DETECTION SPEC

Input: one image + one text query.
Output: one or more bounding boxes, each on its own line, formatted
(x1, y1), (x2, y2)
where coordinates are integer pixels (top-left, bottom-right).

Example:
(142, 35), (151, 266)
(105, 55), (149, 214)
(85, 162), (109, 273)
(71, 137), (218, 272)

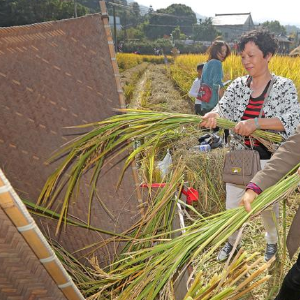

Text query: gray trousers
(226, 159), (279, 245)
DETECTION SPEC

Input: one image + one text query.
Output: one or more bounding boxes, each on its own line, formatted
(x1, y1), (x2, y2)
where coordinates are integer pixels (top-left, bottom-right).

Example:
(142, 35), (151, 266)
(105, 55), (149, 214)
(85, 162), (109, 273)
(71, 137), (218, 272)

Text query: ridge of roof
(215, 13), (251, 16)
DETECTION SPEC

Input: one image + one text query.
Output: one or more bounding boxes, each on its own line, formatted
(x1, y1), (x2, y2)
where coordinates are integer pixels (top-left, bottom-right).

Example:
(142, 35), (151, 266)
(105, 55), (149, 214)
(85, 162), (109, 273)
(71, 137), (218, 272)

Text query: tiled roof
(212, 13), (251, 26)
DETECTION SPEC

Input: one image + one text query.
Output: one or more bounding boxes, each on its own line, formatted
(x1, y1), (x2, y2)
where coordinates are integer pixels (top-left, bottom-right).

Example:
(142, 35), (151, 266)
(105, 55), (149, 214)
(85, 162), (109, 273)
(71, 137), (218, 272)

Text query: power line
(146, 24), (194, 28)
(107, 2), (150, 14)
(104, 1), (257, 38)
(107, 2), (196, 20)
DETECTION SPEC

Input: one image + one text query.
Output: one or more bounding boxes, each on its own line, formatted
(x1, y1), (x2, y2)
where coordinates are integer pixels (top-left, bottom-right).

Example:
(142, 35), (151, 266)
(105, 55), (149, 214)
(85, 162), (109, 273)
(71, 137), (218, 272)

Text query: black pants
(195, 104), (202, 115)
(275, 253), (300, 300)
(194, 104), (211, 116)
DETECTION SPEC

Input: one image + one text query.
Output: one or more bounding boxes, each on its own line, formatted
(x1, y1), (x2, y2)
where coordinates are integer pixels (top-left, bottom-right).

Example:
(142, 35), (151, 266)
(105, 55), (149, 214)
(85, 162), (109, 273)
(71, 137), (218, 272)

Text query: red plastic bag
(196, 83), (212, 103)
(181, 187), (199, 205)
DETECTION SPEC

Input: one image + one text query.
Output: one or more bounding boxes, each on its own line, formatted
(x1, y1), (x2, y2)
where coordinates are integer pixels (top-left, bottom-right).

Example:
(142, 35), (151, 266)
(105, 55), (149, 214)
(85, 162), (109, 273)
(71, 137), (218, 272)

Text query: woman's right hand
(200, 112), (219, 129)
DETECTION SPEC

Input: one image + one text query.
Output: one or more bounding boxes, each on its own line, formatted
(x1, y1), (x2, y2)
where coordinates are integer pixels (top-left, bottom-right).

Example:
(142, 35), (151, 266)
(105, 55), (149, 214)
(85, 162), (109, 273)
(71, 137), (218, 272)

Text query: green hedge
(121, 39), (207, 55)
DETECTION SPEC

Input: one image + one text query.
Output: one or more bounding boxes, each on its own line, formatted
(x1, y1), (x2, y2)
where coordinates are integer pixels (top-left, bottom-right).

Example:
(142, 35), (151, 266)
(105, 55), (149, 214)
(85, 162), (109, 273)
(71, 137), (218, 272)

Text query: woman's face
(241, 41), (271, 77)
(217, 45), (228, 61)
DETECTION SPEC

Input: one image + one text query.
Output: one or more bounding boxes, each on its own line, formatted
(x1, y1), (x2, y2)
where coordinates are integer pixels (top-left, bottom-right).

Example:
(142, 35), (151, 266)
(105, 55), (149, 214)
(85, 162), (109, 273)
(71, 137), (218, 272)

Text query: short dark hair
(207, 40), (231, 61)
(238, 29), (278, 57)
(197, 63), (205, 71)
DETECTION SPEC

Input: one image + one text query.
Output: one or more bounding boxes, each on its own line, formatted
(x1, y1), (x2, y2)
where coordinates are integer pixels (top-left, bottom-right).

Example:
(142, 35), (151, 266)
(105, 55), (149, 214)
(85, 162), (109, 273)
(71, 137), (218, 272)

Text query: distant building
(276, 34), (292, 55)
(212, 13), (255, 42)
(109, 16), (122, 31)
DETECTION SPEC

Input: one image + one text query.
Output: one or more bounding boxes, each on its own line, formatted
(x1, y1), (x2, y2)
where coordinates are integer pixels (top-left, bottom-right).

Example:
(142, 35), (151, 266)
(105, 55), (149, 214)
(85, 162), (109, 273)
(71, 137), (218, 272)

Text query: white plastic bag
(157, 149), (172, 177)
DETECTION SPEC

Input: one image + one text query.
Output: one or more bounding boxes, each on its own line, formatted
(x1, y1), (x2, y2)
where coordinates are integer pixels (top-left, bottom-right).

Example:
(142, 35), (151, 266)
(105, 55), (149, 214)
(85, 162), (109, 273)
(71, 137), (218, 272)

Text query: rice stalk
(89, 170), (300, 300)
(67, 162), (187, 261)
(38, 109), (282, 232)
(22, 198), (132, 239)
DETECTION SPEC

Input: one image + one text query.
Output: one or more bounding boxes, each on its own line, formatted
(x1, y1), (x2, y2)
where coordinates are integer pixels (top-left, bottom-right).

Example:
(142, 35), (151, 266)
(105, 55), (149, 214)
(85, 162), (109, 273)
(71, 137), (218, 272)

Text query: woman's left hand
(240, 189), (258, 212)
(234, 119), (256, 136)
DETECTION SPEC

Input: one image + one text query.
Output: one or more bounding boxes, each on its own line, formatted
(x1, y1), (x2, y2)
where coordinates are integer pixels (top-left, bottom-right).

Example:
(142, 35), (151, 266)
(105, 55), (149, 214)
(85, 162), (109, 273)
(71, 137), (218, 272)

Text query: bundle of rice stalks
(88, 171), (299, 300)
(38, 109), (282, 230)
(47, 162), (186, 260)
(184, 249), (274, 300)
(92, 162), (186, 256)
(179, 148), (226, 214)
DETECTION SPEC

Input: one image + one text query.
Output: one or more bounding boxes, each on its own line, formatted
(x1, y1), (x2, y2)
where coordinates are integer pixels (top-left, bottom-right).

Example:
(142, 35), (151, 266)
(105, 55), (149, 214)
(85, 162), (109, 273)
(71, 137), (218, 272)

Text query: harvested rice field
(118, 55), (300, 300)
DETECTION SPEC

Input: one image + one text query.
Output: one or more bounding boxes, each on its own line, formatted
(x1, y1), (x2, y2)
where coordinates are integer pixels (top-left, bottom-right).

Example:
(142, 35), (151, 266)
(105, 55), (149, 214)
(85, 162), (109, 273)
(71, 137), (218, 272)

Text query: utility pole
(124, 11), (127, 41)
(112, 0), (118, 52)
(74, 0), (78, 18)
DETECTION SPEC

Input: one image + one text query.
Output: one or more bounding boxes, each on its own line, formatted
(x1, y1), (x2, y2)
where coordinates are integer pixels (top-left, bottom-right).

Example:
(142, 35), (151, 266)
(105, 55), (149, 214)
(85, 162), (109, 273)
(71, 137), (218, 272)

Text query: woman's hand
(234, 119), (257, 136)
(200, 112), (219, 129)
(298, 167), (300, 176)
(239, 189), (258, 212)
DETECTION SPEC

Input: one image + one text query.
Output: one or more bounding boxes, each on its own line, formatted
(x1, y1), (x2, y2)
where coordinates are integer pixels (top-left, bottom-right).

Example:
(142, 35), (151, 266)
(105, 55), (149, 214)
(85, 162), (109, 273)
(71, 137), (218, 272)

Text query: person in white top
(188, 63), (205, 115)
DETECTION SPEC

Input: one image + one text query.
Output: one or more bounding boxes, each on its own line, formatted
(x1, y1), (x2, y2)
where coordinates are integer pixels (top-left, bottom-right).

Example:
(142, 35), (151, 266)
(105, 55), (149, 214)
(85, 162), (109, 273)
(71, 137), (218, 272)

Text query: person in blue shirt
(200, 40), (231, 115)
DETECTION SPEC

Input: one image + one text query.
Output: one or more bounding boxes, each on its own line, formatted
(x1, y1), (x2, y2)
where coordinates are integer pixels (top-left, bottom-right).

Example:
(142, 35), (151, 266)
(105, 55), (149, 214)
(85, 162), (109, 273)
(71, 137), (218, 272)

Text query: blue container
(191, 144), (211, 152)
(199, 144), (211, 152)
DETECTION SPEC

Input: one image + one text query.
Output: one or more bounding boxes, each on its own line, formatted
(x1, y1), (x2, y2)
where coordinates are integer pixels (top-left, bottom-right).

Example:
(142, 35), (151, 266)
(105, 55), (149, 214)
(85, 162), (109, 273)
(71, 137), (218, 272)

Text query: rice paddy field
(114, 52), (300, 300)
(46, 53), (300, 300)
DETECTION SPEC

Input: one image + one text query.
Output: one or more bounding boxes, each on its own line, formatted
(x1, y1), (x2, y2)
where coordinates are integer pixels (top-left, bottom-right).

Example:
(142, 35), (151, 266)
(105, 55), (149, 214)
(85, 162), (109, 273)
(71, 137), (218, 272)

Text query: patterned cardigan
(213, 74), (300, 145)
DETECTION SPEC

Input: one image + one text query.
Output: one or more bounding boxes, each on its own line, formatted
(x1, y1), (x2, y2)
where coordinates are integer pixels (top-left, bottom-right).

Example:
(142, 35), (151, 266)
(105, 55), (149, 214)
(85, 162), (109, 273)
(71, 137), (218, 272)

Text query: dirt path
(129, 64), (194, 114)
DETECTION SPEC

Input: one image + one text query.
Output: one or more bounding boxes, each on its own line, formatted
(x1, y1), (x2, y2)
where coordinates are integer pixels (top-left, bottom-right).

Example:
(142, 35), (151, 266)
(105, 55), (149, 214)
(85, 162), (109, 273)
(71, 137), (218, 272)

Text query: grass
(122, 64), (149, 103)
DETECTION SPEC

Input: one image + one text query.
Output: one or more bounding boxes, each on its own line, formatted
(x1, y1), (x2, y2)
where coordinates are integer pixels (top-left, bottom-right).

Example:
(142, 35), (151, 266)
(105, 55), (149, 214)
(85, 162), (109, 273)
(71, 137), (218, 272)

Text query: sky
(135, 0), (300, 28)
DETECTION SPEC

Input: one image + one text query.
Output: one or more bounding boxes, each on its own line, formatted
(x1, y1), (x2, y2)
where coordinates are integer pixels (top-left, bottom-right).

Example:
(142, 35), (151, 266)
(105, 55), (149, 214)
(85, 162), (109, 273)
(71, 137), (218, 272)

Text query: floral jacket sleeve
(213, 74), (300, 140)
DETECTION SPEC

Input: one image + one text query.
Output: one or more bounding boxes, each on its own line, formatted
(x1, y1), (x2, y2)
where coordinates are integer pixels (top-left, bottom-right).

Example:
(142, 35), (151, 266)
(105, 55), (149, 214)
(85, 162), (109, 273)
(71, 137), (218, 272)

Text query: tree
(111, 0), (143, 40)
(105, 0), (127, 16)
(118, 25), (145, 42)
(171, 26), (181, 40)
(131, 2), (141, 24)
(77, 0), (100, 12)
(192, 18), (219, 41)
(144, 4), (197, 40)
(262, 20), (286, 35)
(123, 2), (142, 28)
(0, 0), (88, 27)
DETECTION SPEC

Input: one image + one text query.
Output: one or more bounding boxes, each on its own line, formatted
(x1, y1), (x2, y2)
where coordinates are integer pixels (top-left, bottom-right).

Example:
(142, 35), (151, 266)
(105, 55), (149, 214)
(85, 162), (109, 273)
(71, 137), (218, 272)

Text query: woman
(240, 124), (300, 300)
(201, 29), (300, 262)
(197, 40), (230, 116)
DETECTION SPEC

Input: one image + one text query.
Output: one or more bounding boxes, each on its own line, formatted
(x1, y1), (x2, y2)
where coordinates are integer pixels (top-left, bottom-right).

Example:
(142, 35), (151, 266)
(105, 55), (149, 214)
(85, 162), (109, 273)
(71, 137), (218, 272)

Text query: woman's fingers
(234, 120), (256, 136)
(200, 112), (218, 128)
(239, 190), (258, 212)
(200, 118), (217, 128)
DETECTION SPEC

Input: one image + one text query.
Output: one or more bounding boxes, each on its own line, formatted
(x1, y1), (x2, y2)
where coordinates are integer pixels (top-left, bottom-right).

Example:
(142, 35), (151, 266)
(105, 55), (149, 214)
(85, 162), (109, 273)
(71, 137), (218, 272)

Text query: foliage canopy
(0, 0), (88, 27)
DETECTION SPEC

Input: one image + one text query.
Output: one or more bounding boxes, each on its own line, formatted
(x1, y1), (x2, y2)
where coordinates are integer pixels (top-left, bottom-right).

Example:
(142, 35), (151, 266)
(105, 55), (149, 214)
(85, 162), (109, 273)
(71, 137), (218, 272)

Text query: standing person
(188, 63), (205, 115)
(240, 124), (300, 300)
(199, 40), (231, 115)
(201, 29), (300, 262)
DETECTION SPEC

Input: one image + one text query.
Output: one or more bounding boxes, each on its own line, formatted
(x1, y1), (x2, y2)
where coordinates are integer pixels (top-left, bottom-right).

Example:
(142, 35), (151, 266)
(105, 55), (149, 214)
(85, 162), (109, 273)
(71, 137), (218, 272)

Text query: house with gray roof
(212, 13), (255, 42)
